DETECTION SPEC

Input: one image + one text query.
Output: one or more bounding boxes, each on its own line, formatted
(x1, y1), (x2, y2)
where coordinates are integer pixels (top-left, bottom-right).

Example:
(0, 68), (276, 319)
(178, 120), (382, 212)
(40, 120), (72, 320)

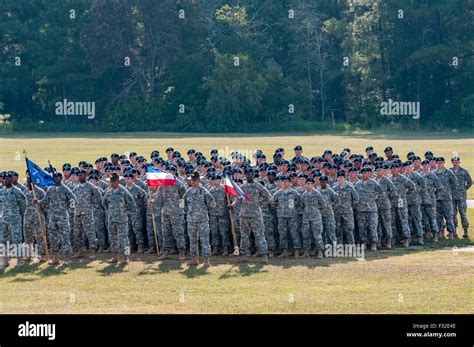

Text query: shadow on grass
(97, 262), (127, 275)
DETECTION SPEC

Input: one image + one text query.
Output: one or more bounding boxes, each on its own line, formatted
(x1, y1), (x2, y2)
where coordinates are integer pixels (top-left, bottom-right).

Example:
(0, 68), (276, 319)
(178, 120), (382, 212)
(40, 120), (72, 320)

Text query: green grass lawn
(0, 132), (473, 313)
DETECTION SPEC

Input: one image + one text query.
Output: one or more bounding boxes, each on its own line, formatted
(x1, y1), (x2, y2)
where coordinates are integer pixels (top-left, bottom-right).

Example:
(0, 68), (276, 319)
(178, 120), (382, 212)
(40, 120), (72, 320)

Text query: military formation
(0, 145), (471, 269)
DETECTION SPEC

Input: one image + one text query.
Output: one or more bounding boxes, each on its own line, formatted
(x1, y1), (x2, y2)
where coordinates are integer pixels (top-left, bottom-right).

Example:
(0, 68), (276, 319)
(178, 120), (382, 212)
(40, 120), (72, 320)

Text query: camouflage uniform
(157, 181), (187, 251)
(434, 168), (458, 234)
(126, 183), (147, 247)
(333, 183), (359, 244)
(318, 186), (339, 245)
(375, 176), (397, 241)
(354, 179), (383, 244)
(102, 186), (135, 255)
(450, 167), (472, 232)
(405, 172), (426, 238)
(72, 182), (101, 250)
(41, 185), (76, 255)
(92, 186), (108, 248)
(208, 184), (231, 250)
(230, 195), (242, 245)
(64, 180), (76, 248)
(272, 188), (302, 250)
(421, 171), (444, 234)
(146, 190), (163, 249)
(234, 182), (271, 256)
(0, 186), (27, 256)
(390, 175), (415, 240)
(23, 187), (46, 255)
(183, 186), (216, 257)
(300, 189), (325, 250)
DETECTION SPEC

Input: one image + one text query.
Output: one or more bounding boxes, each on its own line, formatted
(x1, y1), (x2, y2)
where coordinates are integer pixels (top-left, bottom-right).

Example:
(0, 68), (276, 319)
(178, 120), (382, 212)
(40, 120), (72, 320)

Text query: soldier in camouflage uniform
(333, 170), (359, 245)
(272, 175), (302, 258)
(183, 172), (216, 266)
(145, 185), (163, 253)
(124, 172), (147, 253)
(208, 174), (231, 256)
(374, 164), (397, 248)
(38, 172), (76, 265)
(318, 175), (339, 247)
(230, 168), (270, 263)
(300, 177), (325, 258)
(405, 162), (427, 245)
(23, 179), (47, 261)
(72, 170), (101, 257)
(0, 173), (27, 267)
(156, 166), (187, 260)
(450, 156), (472, 238)
(421, 160), (443, 241)
(354, 167), (383, 250)
(390, 164), (415, 247)
(434, 157), (458, 239)
(102, 173), (136, 264)
(88, 175), (108, 251)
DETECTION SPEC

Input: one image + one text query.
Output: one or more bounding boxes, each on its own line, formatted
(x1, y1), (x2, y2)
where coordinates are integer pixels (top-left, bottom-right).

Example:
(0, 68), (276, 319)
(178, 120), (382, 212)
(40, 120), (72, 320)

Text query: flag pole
(226, 193), (239, 256)
(24, 152), (50, 262)
(147, 186), (160, 255)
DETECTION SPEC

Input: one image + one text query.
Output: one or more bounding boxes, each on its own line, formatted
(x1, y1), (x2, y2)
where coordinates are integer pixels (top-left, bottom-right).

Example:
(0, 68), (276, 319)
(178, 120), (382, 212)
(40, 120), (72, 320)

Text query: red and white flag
(146, 166), (176, 186)
(223, 173), (250, 202)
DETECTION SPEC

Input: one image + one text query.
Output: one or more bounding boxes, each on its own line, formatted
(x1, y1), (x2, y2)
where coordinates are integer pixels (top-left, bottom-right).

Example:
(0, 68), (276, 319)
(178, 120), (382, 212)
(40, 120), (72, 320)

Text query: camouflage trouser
(301, 214), (323, 250)
(1, 219), (23, 257)
(68, 207), (75, 248)
(109, 220), (130, 256)
(422, 204), (438, 234)
(357, 211), (379, 243)
(93, 209), (107, 248)
(231, 211), (241, 245)
(277, 216), (300, 250)
(321, 209), (337, 245)
(453, 199), (469, 229)
(436, 199), (455, 233)
(262, 213), (276, 251)
(162, 209), (186, 250)
(187, 220), (211, 257)
(128, 212), (145, 246)
(240, 215), (268, 256)
(209, 214), (230, 249)
(377, 208), (393, 241)
(48, 215), (72, 255)
(74, 212), (98, 250)
(407, 203), (424, 238)
(146, 208), (163, 248)
(23, 213), (46, 255)
(391, 205), (411, 240)
(335, 209), (355, 244)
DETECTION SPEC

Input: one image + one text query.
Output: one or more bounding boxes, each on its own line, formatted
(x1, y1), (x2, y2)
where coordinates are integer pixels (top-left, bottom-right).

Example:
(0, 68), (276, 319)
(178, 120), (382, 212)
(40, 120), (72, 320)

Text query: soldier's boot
(137, 245), (145, 254)
(170, 248), (179, 255)
(16, 258), (26, 266)
(89, 249), (97, 259)
(2, 258), (9, 269)
(403, 239), (409, 248)
(301, 250), (310, 258)
(425, 231), (433, 239)
(157, 250), (171, 260)
(63, 253), (72, 265)
(73, 249), (84, 259)
(37, 254), (48, 263)
(440, 230), (447, 240)
(102, 247), (111, 253)
(144, 247), (156, 254)
(222, 247), (229, 256)
(433, 233), (439, 243)
(107, 254), (119, 264)
(48, 253), (60, 266)
(316, 250), (324, 259)
(203, 257), (211, 267)
(294, 249), (300, 258)
(121, 256), (130, 265)
(463, 228), (469, 239)
(211, 247), (219, 256)
(453, 231), (459, 239)
(178, 250), (186, 260)
(261, 254), (269, 265)
(268, 250), (274, 258)
(278, 249), (288, 258)
(187, 256), (200, 266)
(448, 232), (454, 240)
(252, 249), (263, 257)
(97, 246), (104, 253)
(417, 237), (424, 245)
(370, 243), (377, 251)
(386, 239), (392, 249)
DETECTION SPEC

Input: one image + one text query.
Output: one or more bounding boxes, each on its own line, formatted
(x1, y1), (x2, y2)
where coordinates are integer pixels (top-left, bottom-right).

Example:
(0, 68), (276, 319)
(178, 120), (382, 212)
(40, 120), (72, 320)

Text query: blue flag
(26, 158), (59, 187)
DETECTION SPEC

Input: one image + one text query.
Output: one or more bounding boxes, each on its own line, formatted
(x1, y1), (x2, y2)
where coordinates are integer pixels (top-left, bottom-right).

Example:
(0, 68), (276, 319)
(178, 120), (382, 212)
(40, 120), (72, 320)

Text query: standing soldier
(102, 173), (136, 264)
(124, 172), (147, 253)
(434, 157), (458, 239)
(23, 178), (47, 261)
(89, 175), (108, 251)
(183, 172), (216, 266)
(405, 162), (427, 245)
(318, 175), (339, 247)
(421, 160), (444, 242)
(450, 156), (472, 238)
(208, 174), (231, 256)
(354, 167), (383, 251)
(145, 185), (162, 254)
(301, 177), (325, 258)
(272, 175), (302, 258)
(38, 172), (76, 265)
(374, 164), (397, 248)
(156, 165), (187, 260)
(72, 169), (101, 258)
(333, 170), (359, 245)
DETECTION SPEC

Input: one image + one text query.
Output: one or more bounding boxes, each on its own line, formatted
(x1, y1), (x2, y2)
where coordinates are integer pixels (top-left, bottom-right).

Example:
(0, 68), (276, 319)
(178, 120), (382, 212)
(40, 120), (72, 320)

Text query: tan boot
(403, 239), (409, 248)
(268, 251), (274, 258)
(252, 250), (262, 257)
(48, 253), (60, 266)
(417, 237), (424, 245)
(301, 250), (309, 258)
(278, 249), (288, 258)
(137, 245), (145, 254)
(386, 239), (392, 249)
(187, 257), (200, 266)
(453, 232), (459, 239)
(63, 253), (72, 265)
(121, 255), (130, 264)
(294, 249), (300, 258)
(178, 250), (186, 260)
(433, 233), (439, 243)
(222, 247), (228, 256)
(211, 247), (219, 256)
(262, 254), (269, 264)
(107, 255), (119, 263)
(371, 243), (377, 251)
(203, 257), (211, 267)
(73, 249), (84, 259)
(448, 232), (454, 240)
(157, 250), (170, 260)
(89, 249), (97, 259)
(316, 250), (323, 259)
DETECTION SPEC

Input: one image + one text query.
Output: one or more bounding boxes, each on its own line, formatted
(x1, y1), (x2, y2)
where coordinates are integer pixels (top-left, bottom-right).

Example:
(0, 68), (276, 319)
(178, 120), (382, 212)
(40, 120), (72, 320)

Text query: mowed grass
(0, 132), (473, 313)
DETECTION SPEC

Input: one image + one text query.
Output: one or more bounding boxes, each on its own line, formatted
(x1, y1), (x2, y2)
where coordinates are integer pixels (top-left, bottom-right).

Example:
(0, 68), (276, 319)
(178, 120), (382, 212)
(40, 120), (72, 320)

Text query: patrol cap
(422, 159), (430, 165)
(234, 178), (243, 184)
(337, 170), (346, 177)
(374, 163), (383, 170)
(90, 169), (100, 176)
(150, 151), (159, 158)
(210, 149), (219, 155)
(79, 160), (87, 166)
(300, 158), (309, 165)
(166, 147), (174, 152)
(279, 174), (290, 181)
(53, 172), (63, 178)
(187, 149), (196, 154)
(424, 151), (434, 159)
(365, 146), (374, 152)
(71, 167), (80, 175)
(110, 173), (120, 182)
(124, 172), (134, 179)
(62, 163), (72, 170)
(368, 152), (377, 158)
(167, 164), (177, 172)
(111, 153), (119, 158)
(407, 151), (415, 158)
(294, 145), (302, 151)
(323, 150), (332, 156)
(299, 173), (308, 179)
(77, 169), (86, 174)
(319, 175), (328, 181)
(129, 152), (137, 157)
(382, 164), (390, 170)
(344, 162), (353, 168)
(306, 177), (315, 183)
(211, 174), (222, 180)
(289, 172), (298, 178)
(392, 154), (400, 159)
(173, 151), (181, 158)
(3, 172), (13, 178)
(436, 157), (445, 162)
(104, 166), (113, 172)
(244, 167), (254, 174)
(451, 156), (460, 162)
(312, 170), (322, 178)
(119, 155), (127, 160)
(88, 175), (98, 181)
(390, 163), (400, 169)
(189, 171), (200, 181)
(348, 167), (358, 173)
(361, 167), (372, 173)
(113, 165), (121, 171)
(275, 147), (284, 153)
(384, 146), (393, 152)
(405, 161), (412, 166)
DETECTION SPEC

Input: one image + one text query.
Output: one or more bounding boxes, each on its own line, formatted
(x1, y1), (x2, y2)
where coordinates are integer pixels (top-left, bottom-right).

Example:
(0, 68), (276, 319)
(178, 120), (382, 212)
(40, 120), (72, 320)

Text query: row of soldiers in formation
(0, 145), (471, 268)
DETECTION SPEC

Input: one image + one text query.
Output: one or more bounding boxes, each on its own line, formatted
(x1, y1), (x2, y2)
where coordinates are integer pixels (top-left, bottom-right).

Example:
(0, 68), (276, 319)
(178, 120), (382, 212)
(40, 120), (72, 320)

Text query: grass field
(0, 132), (473, 313)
